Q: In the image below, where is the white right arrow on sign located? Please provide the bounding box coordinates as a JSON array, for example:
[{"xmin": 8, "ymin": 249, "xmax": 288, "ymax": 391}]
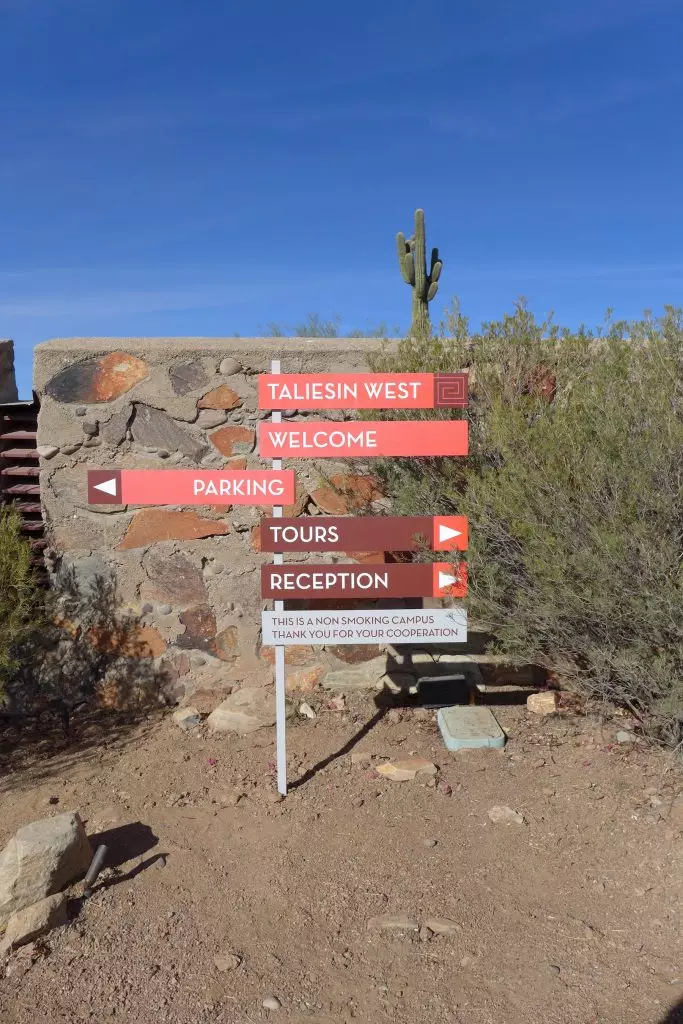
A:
[
  {"xmin": 438, "ymin": 570, "xmax": 459, "ymax": 591},
  {"xmin": 438, "ymin": 523, "xmax": 462, "ymax": 544}
]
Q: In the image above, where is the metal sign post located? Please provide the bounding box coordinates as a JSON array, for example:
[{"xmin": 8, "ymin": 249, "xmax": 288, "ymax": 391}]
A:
[{"xmin": 269, "ymin": 359, "xmax": 287, "ymax": 796}]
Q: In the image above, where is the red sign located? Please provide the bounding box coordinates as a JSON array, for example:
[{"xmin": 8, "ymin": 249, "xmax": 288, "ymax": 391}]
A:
[
  {"xmin": 87, "ymin": 469, "xmax": 296, "ymax": 506},
  {"xmin": 259, "ymin": 515, "xmax": 468, "ymax": 553},
  {"xmin": 261, "ymin": 561, "xmax": 467, "ymax": 600},
  {"xmin": 259, "ymin": 420, "xmax": 468, "ymax": 458},
  {"xmin": 258, "ymin": 372, "xmax": 468, "ymax": 410}
]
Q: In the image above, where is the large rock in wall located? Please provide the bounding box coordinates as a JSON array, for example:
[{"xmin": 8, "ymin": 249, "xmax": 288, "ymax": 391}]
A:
[
  {"xmin": 33, "ymin": 337, "xmax": 413, "ymax": 704},
  {"xmin": 0, "ymin": 339, "xmax": 19, "ymax": 403}
]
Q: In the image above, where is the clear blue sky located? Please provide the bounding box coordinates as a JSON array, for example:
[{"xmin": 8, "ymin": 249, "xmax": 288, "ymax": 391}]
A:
[{"xmin": 2, "ymin": 0, "xmax": 682, "ymax": 397}]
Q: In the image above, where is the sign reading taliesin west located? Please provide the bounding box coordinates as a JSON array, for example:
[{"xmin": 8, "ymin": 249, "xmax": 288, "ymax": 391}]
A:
[{"xmin": 258, "ymin": 372, "xmax": 468, "ymax": 409}]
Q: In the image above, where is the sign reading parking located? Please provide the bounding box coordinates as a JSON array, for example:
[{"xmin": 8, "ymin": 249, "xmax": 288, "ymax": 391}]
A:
[{"xmin": 87, "ymin": 468, "xmax": 296, "ymax": 506}]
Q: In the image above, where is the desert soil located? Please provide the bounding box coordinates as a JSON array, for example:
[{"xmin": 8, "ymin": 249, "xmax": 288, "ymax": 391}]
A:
[{"xmin": 0, "ymin": 692, "xmax": 681, "ymax": 1024}]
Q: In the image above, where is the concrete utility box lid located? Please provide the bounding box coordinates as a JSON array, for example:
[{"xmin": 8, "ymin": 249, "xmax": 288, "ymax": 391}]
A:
[{"xmin": 437, "ymin": 705, "xmax": 506, "ymax": 751}]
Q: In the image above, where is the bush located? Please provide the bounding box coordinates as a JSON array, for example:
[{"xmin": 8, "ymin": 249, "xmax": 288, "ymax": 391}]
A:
[
  {"xmin": 0, "ymin": 506, "xmax": 45, "ymax": 701},
  {"xmin": 367, "ymin": 301, "xmax": 683, "ymax": 747}
]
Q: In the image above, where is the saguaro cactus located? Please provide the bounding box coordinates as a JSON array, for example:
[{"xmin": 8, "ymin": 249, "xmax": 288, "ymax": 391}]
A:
[{"xmin": 396, "ymin": 209, "xmax": 443, "ymax": 337}]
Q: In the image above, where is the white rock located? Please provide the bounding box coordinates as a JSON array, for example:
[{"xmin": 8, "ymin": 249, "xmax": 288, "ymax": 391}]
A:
[
  {"xmin": 0, "ymin": 812, "xmax": 92, "ymax": 928},
  {"xmin": 219, "ymin": 357, "xmax": 242, "ymax": 375},
  {"xmin": 375, "ymin": 758, "xmax": 437, "ymax": 782},
  {"xmin": 366, "ymin": 913, "xmax": 420, "ymax": 932},
  {"xmin": 262, "ymin": 995, "xmax": 282, "ymax": 1011},
  {"xmin": 526, "ymin": 691, "xmax": 559, "ymax": 715},
  {"xmin": 213, "ymin": 951, "xmax": 242, "ymax": 972},
  {"xmin": 488, "ymin": 805, "xmax": 525, "ymax": 825},
  {"xmin": 172, "ymin": 706, "xmax": 201, "ymax": 731},
  {"xmin": 0, "ymin": 893, "xmax": 68, "ymax": 953},
  {"xmin": 207, "ymin": 688, "xmax": 277, "ymax": 735},
  {"xmin": 36, "ymin": 445, "xmax": 59, "ymax": 459},
  {"xmin": 298, "ymin": 702, "xmax": 316, "ymax": 719},
  {"xmin": 616, "ymin": 730, "xmax": 637, "ymax": 744}
]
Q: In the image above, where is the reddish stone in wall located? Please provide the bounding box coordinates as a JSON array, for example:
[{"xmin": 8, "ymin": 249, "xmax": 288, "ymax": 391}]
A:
[
  {"xmin": 310, "ymin": 474, "xmax": 384, "ymax": 514},
  {"xmin": 212, "ymin": 625, "xmax": 239, "ymax": 661},
  {"xmin": 343, "ymin": 551, "xmax": 387, "ymax": 564},
  {"xmin": 286, "ymin": 665, "xmax": 326, "ymax": 693},
  {"xmin": 45, "ymin": 352, "xmax": 149, "ymax": 403},
  {"xmin": 89, "ymin": 623, "xmax": 167, "ymax": 658},
  {"xmin": 260, "ymin": 644, "xmax": 316, "ymax": 666},
  {"xmin": 142, "ymin": 550, "xmax": 208, "ymax": 605},
  {"xmin": 117, "ymin": 509, "xmax": 230, "ymax": 550},
  {"xmin": 209, "ymin": 425, "xmax": 256, "ymax": 456},
  {"xmin": 178, "ymin": 605, "xmax": 217, "ymax": 649},
  {"xmin": 227, "ymin": 457, "xmax": 248, "ymax": 470},
  {"xmin": 258, "ymin": 480, "xmax": 307, "ymax": 517},
  {"xmin": 198, "ymin": 385, "xmax": 243, "ymax": 410}
]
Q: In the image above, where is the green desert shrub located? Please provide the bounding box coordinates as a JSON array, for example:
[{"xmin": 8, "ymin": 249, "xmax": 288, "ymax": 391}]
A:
[
  {"xmin": 0, "ymin": 506, "xmax": 45, "ymax": 700},
  {"xmin": 367, "ymin": 301, "xmax": 683, "ymax": 747}
]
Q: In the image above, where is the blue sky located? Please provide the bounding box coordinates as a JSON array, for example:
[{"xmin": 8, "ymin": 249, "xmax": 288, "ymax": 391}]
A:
[{"xmin": 1, "ymin": 0, "xmax": 682, "ymax": 397}]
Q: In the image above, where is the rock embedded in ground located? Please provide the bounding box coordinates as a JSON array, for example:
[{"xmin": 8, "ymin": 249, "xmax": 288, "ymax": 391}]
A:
[
  {"xmin": 487, "ymin": 805, "xmax": 526, "ymax": 825},
  {"xmin": 616, "ymin": 730, "xmax": 637, "ymax": 744},
  {"xmin": 366, "ymin": 914, "xmax": 420, "ymax": 933},
  {"xmin": 0, "ymin": 893, "xmax": 69, "ymax": 953},
  {"xmin": 207, "ymin": 688, "xmax": 279, "ymax": 735},
  {"xmin": 0, "ymin": 812, "xmax": 92, "ymax": 927},
  {"xmin": 375, "ymin": 758, "xmax": 437, "ymax": 782},
  {"xmin": 171, "ymin": 706, "xmax": 202, "ymax": 731},
  {"xmin": 423, "ymin": 917, "xmax": 460, "ymax": 934},
  {"xmin": 526, "ymin": 691, "xmax": 559, "ymax": 715},
  {"xmin": 262, "ymin": 995, "xmax": 282, "ymax": 1011},
  {"xmin": 213, "ymin": 952, "xmax": 242, "ymax": 972}
]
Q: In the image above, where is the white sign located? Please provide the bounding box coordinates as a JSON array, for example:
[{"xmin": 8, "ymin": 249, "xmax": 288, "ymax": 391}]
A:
[{"xmin": 262, "ymin": 608, "xmax": 467, "ymax": 646}]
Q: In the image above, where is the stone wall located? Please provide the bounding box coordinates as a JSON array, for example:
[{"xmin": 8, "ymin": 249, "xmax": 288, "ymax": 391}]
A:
[
  {"xmin": 0, "ymin": 340, "xmax": 19, "ymax": 403},
  {"xmin": 33, "ymin": 337, "xmax": 459, "ymax": 705}
]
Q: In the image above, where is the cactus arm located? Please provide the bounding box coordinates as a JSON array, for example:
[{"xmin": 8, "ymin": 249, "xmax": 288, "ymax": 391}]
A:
[{"xmin": 397, "ymin": 232, "xmax": 413, "ymax": 284}]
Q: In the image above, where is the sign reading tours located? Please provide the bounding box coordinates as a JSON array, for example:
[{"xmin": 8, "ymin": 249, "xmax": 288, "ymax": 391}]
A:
[
  {"xmin": 87, "ymin": 468, "xmax": 296, "ymax": 506},
  {"xmin": 261, "ymin": 561, "xmax": 467, "ymax": 600},
  {"xmin": 258, "ymin": 372, "xmax": 468, "ymax": 410},
  {"xmin": 259, "ymin": 515, "xmax": 468, "ymax": 553},
  {"xmin": 262, "ymin": 608, "xmax": 468, "ymax": 646},
  {"xmin": 259, "ymin": 420, "xmax": 468, "ymax": 458}
]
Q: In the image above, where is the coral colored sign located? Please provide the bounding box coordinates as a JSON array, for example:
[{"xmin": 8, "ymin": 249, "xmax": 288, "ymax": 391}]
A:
[
  {"xmin": 258, "ymin": 372, "xmax": 468, "ymax": 410},
  {"xmin": 259, "ymin": 515, "xmax": 468, "ymax": 553},
  {"xmin": 87, "ymin": 469, "xmax": 295, "ymax": 506},
  {"xmin": 261, "ymin": 561, "xmax": 467, "ymax": 600},
  {"xmin": 259, "ymin": 420, "xmax": 468, "ymax": 458}
]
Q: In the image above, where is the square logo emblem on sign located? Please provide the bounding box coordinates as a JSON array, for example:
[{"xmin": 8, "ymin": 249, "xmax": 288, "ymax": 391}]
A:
[
  {"xmin": 87, "ymin": 469, "xmax": 122, "ymax": 504},
  {"xmin": 434, "ymin": 373, "xmax": 468, "ymax": 408}
]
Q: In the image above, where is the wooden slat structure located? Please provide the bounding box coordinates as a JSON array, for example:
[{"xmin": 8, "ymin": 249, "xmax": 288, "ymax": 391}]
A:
[{"xmin": 0, "ymin": 396, "xmax": 46, "ymax": 580}]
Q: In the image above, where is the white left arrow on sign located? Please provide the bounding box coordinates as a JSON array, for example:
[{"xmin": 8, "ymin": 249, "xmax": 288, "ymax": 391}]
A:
[{"xmin": 94, "ymin": 478, "xmax": 118, "ymax": 496}]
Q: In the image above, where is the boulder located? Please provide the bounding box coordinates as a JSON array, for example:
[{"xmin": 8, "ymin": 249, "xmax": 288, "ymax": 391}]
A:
[
  {"xmin": 0, "ymin": 812, "xmax": 92, "ymax": 928},
  {"xmin": 207, "ymin": 687, "xmax": 291, "ymax": 736},
  {"xmin": 0, "ymin": 893, "xmax": 68, "ymax": 953}
]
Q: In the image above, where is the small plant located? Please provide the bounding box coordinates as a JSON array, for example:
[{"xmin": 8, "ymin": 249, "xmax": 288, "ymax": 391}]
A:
[{"xmin": 0, "ymin": 506, "xmax": 44, "ymax": 700}]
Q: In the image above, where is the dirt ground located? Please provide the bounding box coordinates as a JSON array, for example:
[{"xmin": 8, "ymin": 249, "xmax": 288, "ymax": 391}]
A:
[{"xmin": 0, "ymin": 691, "xmax": 681, "ymax": 1024}]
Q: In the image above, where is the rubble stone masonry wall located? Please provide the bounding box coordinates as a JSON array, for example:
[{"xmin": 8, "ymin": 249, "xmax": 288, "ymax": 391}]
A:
[
  {"xmin": 0, "ymin": 340, "xmax": 19, "ymax": 403},
  {"xmin": 33, "ymin": 337, "xmax": 456, "ymax": 705}
]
